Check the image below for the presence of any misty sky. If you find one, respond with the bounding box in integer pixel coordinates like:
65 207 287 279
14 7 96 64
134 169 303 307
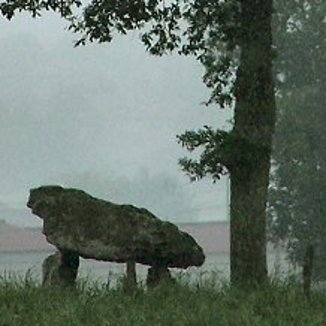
0 13 232 226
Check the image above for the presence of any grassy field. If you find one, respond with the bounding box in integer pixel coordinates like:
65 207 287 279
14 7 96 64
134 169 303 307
0 273 326 326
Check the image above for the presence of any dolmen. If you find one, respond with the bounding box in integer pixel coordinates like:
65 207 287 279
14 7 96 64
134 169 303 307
27 185 205 288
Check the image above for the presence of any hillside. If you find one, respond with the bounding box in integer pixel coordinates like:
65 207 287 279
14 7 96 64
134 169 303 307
0 220 53 252
0 220 230 254
179 221 229 254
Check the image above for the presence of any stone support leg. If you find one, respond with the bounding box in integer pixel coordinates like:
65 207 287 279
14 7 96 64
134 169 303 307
146 265 173 287
42 250 79 287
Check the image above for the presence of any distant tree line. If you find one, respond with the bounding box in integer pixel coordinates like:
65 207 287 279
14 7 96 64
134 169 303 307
269 0 326 284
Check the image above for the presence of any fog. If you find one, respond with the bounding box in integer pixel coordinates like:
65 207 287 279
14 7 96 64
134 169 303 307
0 14 232 227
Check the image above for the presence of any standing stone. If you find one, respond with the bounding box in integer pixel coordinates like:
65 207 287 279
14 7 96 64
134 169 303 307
126 260 137 285
146 265 174 287
42 250 79 287
42 252 60 286
121 260 137 292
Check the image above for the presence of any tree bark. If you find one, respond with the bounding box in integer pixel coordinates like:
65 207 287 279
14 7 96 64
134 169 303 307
230 0 276 287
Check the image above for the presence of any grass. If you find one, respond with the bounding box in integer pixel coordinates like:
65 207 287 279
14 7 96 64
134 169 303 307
0 272 326 326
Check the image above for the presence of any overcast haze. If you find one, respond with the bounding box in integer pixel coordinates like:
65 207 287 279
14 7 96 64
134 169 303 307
0 13 232 227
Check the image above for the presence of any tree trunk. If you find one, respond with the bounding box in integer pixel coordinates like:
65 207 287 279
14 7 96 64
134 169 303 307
230 0 276 287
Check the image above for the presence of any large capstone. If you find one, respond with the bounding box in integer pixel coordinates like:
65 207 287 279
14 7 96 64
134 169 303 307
27 186 205 270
